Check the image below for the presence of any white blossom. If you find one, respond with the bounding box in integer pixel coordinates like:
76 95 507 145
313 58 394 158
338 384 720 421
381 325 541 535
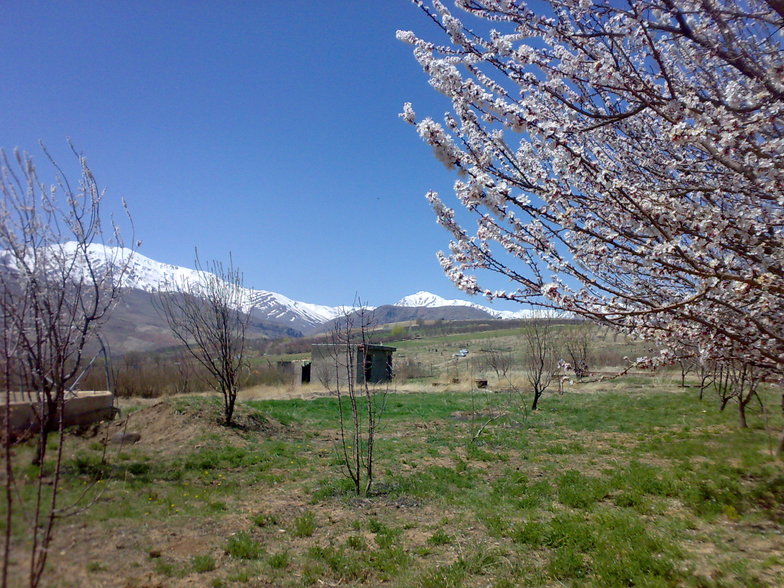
402 0 784 376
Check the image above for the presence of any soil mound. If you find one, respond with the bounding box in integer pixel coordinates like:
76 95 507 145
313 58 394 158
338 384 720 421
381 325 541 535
108 397 283 456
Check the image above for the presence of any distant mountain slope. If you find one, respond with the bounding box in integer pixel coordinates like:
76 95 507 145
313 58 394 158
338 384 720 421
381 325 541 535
114 249 537 329
2 243 540 352
11 244 344 333
313 304 494 335
102 289 303 353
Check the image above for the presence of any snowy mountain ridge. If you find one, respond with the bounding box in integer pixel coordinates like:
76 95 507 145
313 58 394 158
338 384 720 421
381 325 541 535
395 291 537 320
2 243 536 330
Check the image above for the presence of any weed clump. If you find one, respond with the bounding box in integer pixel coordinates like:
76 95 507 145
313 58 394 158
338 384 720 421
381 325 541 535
268 551 290 569
191 554 216 573
226 532 263 560
427 529 453 546
292 511 317 537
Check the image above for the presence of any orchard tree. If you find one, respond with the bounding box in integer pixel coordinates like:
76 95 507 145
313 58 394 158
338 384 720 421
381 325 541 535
521 314 561 410
563 321 593 379
399 0 784 376
155 253 252 426
0 144 132 587
318 303 388 496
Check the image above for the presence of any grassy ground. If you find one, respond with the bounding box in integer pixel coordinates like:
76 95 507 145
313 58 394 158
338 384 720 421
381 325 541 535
3 377 784 587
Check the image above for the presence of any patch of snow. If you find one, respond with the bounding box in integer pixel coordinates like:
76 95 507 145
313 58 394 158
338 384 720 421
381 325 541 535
395 290 540 319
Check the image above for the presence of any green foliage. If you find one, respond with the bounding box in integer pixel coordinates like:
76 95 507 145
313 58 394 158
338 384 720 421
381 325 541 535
126 462 152 476
267 551 290 569
225 532 263 560
191 554 217 573
417 546 500 588
346 535 367 551
307 545 368 582
390 324 406 337
9 384 784 586
510 521 549 547
226 566 259 583
311 476 356 501
393 463 479 500
292 511 317 537
153 557 188 578
548 546 588 580
490 469 528 498
307 541 410 583
68 453 109 477
368 519 402 549
509 509 679 585
556 470 610 509
183 445 263 471
427 529 453 546
252 512 278 527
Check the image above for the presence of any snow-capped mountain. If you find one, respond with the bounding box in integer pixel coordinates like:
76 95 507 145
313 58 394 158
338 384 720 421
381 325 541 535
113 249 535 325
396 291 537 320
86 244 344 331
3 243 539 346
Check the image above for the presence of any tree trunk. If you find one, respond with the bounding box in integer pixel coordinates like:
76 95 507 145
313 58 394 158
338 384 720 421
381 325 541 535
32 398 57 466
738 399 749 429
33 429 48 467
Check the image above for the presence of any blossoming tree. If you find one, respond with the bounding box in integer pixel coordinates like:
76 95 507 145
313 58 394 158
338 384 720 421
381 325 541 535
399 0 783 377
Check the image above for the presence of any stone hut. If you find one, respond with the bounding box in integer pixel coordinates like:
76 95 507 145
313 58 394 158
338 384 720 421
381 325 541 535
311 343 396 389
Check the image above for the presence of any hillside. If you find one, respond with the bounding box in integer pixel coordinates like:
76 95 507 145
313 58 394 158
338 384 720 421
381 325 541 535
2 244 538 353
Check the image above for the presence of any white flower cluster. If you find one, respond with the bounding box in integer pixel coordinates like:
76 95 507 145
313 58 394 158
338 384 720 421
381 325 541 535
401 0 784 377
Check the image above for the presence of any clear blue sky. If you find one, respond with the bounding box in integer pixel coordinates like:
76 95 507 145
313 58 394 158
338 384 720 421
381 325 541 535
0 1 524 310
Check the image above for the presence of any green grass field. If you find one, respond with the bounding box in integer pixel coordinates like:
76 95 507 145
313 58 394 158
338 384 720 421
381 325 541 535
4 377 784 586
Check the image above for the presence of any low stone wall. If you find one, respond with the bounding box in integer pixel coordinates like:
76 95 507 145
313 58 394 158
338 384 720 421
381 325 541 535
1 391 115 435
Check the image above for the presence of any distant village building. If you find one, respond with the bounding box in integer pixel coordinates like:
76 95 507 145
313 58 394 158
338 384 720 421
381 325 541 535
311 343 396 389
275 360 311 385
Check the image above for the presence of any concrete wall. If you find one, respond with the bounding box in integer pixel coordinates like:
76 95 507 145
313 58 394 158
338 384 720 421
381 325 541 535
311 344 353 389
1 391 115 436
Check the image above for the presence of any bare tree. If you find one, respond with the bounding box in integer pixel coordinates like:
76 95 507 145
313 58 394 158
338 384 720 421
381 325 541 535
696 360 715 401
563 322 593 380
0 144 131 587
712 359 763 429
155 252 251 426
319 304 388 496
672 346 698 388
172 350 197 395
2 289 17 588
521 314 561 411
485 348 513 381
